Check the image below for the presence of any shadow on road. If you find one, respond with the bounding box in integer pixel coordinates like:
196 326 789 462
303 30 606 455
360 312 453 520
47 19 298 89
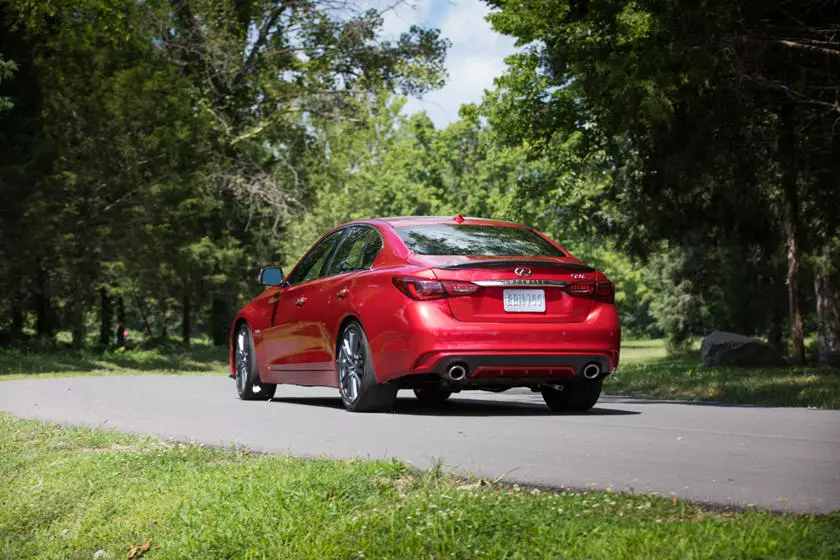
601 395 778 408
271 395 641 417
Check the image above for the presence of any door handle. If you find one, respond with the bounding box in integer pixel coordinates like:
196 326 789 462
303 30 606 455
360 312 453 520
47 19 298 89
296 296 307 307
336 287 349 299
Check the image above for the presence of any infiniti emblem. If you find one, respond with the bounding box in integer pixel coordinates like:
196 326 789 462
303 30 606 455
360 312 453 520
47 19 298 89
514 266 532 277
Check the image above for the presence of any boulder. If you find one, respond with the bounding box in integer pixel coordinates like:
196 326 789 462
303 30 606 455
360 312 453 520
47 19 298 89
700 331 787 367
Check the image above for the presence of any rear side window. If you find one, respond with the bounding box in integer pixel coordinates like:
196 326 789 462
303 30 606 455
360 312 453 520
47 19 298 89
396 225 565 257
359 232 383 268
326 226 376 276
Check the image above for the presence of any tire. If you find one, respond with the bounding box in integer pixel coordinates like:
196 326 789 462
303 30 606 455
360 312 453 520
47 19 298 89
337 321 397 412
234 324 276 401
413 387 452 405
541 381 601 412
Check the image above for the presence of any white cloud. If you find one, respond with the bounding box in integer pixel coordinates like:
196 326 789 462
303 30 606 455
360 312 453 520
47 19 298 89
379 0 432 36
365 0 517 127
401 0 518 127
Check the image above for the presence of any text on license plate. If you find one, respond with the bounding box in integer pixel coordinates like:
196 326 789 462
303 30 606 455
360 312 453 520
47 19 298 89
503 289 546 313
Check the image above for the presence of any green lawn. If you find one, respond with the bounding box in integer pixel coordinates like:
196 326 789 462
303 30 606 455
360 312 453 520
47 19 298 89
0 344 228 379
620 338 671 362
610 339 840 409
1 414 837 559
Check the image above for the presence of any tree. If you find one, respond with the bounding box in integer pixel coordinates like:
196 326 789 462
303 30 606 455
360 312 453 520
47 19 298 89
0 0 448 346
158 0 449 343
485 0 840 360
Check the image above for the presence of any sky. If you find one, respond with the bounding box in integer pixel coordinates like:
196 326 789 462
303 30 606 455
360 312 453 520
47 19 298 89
375 0 519 128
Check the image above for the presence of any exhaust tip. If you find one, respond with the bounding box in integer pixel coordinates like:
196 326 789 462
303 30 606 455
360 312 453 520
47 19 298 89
446 363 469 382
582 362 601 380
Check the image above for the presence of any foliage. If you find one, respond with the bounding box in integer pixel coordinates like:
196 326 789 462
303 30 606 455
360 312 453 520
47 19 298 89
1 0 838 354
0 53 15 111
2 414 838 558
281 98 530 264
484 0 840 352
0 0 447 346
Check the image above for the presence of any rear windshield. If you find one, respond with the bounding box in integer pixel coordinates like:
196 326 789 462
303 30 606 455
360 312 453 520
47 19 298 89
396 225 566 257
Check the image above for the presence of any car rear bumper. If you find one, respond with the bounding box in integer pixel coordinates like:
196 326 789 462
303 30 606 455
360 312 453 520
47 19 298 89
420 351 611 378
367 299 620 385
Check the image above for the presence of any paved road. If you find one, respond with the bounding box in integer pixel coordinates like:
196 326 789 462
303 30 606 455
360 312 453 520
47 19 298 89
1 376 838 513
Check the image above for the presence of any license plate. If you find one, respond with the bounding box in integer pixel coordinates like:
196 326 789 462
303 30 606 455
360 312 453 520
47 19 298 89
503 289 546 313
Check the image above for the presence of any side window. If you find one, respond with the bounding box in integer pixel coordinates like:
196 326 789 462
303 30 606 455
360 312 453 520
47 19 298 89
359 231 383 269
325 226 375 276
287 230 345 285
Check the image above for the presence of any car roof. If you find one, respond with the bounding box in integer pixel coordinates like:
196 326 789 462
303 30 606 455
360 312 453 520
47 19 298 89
371 216 528 229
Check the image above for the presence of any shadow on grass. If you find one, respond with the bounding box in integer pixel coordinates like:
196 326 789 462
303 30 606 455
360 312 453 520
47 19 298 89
271 395 641 417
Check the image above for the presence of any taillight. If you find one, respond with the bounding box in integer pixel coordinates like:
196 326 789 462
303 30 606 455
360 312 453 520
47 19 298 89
563 281 614 303
392 277 445 300
392 277 478 300
595 281 615 303
566 282 595 295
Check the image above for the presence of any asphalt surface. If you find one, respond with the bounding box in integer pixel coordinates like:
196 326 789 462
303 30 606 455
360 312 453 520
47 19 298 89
1 376 838 513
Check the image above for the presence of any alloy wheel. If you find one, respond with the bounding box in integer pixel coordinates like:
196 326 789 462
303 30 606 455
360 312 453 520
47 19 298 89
338 327 365 403
235 330 250 393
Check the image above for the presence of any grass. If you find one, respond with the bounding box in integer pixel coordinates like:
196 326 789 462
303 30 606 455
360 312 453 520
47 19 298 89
619 339 671 362
0 344 228 379
610 340 840 408
1 414 838 559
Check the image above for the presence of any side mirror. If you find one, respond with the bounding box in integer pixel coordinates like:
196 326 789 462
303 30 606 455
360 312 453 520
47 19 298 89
258 266 284 286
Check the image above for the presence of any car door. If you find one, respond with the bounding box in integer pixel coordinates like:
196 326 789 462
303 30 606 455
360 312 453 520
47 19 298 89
262 228 346 380
315 226 382 369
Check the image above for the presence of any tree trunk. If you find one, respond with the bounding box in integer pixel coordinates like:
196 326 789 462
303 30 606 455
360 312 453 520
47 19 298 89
35 273 54 340
35 295 53 339
211 291 232 346
11 297 24 338
115 295 126 347
160 301 168 339
815 244 840 365
133 293 154 340
182 294 191 347
71 297 86 348
779 103 805 364
98 288 112 347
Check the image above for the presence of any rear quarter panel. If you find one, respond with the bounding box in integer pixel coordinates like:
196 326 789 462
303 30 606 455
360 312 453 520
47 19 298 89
336 265 443 382
322 222 434 383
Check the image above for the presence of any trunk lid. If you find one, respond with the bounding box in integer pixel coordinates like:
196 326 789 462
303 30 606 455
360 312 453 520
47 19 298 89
411 255 596 324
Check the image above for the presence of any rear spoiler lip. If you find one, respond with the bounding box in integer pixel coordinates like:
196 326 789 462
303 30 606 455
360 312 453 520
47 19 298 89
433 259 594 272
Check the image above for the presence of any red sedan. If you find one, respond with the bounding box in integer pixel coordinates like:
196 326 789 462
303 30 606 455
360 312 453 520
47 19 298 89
230 216 620 412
